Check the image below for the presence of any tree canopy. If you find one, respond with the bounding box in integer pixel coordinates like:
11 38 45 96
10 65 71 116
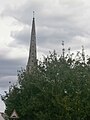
2 50 90 120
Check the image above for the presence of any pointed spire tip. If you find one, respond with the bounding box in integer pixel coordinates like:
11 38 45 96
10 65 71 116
33 11 35 18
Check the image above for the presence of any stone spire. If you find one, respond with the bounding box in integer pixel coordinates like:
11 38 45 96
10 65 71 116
27 12 37 72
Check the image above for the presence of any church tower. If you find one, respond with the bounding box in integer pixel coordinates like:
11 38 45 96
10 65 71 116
27 12 37 72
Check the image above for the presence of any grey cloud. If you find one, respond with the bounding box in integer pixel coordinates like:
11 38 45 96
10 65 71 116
2 0 90 50
0 57 25 76
1 0 44 25
10 20 86 49
0 56 26 88
10 26 30 46
0 76 17 88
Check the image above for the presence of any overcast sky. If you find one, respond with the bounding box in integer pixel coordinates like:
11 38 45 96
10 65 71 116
0 0 90 112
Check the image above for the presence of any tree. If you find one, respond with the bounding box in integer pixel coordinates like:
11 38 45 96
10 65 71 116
2 50 90 120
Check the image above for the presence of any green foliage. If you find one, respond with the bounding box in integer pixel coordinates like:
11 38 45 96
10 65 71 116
2 50 90 120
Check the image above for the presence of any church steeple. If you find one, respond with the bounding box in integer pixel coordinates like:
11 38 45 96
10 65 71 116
27 12 37 72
